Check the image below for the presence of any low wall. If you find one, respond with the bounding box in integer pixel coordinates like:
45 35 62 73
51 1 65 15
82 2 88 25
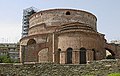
0 59 120 76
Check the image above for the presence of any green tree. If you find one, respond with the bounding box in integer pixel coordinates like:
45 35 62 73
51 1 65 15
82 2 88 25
0 54 13 63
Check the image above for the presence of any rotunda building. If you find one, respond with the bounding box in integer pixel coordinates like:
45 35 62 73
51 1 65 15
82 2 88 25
20 9 106 64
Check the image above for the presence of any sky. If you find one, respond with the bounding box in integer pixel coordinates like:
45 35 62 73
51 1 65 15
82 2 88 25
0 0 120 43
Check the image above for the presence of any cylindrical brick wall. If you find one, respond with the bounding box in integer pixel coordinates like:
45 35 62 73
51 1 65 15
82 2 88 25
29 9 97 35
20 9 106 64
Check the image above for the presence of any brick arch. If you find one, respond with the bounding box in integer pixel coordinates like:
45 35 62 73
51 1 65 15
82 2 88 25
36 42 49 62
27 39 36 45
105 48 115 57
38 48 49 63
24 39 37 62
105 43 116 58
26 39 37 56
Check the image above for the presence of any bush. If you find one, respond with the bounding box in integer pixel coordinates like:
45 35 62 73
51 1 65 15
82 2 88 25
108 73 120 76
0 55 13 63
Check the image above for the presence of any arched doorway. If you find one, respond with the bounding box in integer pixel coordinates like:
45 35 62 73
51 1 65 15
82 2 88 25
66 48 73 64
79 48 87 64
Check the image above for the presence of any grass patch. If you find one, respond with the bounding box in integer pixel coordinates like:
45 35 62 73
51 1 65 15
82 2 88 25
108 73 120 76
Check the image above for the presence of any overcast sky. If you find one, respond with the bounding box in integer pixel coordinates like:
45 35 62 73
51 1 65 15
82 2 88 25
0 0 120 43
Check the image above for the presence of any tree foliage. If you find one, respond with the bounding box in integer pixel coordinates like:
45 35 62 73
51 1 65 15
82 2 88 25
0 55 13 63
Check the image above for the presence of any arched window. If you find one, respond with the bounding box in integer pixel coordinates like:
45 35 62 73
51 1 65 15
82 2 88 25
66 48 73 64
66 11 70 15
27 39 36 51
27 39 36 45
79 48 87 64
58 48 61 51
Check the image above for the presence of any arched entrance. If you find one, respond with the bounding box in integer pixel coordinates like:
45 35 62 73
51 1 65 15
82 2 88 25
66 48 73 64
79 48 87 64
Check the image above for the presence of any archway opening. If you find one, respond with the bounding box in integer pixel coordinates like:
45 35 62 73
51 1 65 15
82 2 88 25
105 48 115 59
79 48 87 64
66 48 73 64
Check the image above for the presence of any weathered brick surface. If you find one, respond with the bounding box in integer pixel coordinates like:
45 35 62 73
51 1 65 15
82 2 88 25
0 59 120 76
29 9 97 31
20 9 120 64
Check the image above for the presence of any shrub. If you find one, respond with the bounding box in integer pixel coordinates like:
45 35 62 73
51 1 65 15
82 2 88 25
0 55 13 63
108 73 120 76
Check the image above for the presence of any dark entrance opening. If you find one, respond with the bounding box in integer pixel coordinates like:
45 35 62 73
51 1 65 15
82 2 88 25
66 48 73 64
79 48 87 64
92 49 96 60
57 48 61 63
